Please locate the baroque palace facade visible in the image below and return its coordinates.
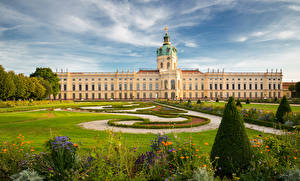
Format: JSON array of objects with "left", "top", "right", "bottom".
[{"left": 55, "top": 27, "right": 283, "bottom": 100}]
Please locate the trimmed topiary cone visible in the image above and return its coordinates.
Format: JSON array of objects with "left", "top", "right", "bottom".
[
  {"left": 210, "top": 97, "right": 252, "bottom": 178},
  {"left": 275, "top": 96, "right": 291, "bottom": 124},
  {"left": 236, "top": 99, "right": 242, "bottom": 108}
]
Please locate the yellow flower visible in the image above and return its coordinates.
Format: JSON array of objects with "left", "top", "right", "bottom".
[
  {"left": 215, "top": 156, "right": 220, "bottom": 160},
  {"left": 3, "top": 149, "right": 7, "bottom": 152},
  {"left": 186, "top": 156, "right": 189, "bottom": 159},
  {"left": 192, "top": 144, "right": 195, "bottom": 146},
  {"left": 178, "top": 148, "right": 182, "bottom": 150},
  {"left": 203, "top": 164, "right": 207, "bottom": 168},
  {"left": 30, "top": 149, "right": 35, "bottom": 152},
  {"left": 180, "top": 156, "right": 184, "bottom": 159},
  {"left": 205, "top": 142, "right": 209, "bottom": 146},
  {"left": 294, "top": 157, "right": 297, "bottom": 160},
  {"left": 196, "top": 149, "right": 199, "bottom": 152},
  {"left": 74, "top": 144, "right": 78, "bottom": 147}
]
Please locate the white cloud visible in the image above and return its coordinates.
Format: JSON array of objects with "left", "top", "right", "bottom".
[
  {"left": 184, "top": 41, "right": 198, "bottom": 48},
  {"left": 236, "top": 36, "right": 248, "bottom": 42}
]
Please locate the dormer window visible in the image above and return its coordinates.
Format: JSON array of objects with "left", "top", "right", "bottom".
[{"left": 167, "top": 57, "right": 170, "bottom": 60}]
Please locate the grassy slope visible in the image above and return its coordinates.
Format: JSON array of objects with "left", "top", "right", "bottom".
[
  {"left": 199, "top": 102, "right": 300, "bottom": 113},
  {"left": 0, "top": 111, "right": 269, "bottom": 153}
]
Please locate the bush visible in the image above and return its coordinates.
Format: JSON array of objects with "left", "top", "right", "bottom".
[
  {"left": 246, "top": 99, "right": 250, "bottom": 104},
  {"left": 210, "top": 97, "right": 252, "bottom": 178},
  {"left": 197, "top": 99, "right": 201, "bottom": 104},
  {"left": 276, "top": 96, "right": 292, "bottom": 123},
  {"left": 236, "top": 99, "right": 242, "bottom": 108},
  {"left": 45, "top": 136, "right": 79, "bottom": 180},
  {"left": 10, "top": 169, "right": 43, "bottom": 181},
  {"left": 187, "top": 99, "right": 192, "bottom": 107},
  {"left": 240, "top": 133, "right": 299, "bottom": 180}
]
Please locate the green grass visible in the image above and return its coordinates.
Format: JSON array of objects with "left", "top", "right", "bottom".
[
  {"left": 0, "top": 110, "right": 270, "bottom": 154},
  {"left": 0, "top": 101, "right": 136, "bottom": 113},
  {"left": 198, "top": 102, "right": 300, "bottom": 113}
]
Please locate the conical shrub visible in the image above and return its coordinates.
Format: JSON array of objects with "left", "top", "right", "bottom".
[
  {"left": 276, "top": 96, "right": 291, "bottom": 123},
  {"left": 236, "top": 99, "right": 242, "bottom": 108},
  {"left": 210, "top": 97, "right": 252, "bottom": 178}
]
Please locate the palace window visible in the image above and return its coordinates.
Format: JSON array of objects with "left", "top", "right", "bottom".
[
  {"left": 111, "top": 84, "right": 114, "bottom": 91},
  {"left": 226, "top": 84, "right": 229, "bottom": 90},
  {"left": 124, "top": 83, "right": 127, "bottom": 90},
  {"left": 238, "top": 84, "right": 240, "bottom": 90},
  {"left": 201, "top": 84, "right": 204, "bottom": 90},
  {"left": 149, "top": 83, "right": 153, "bottom": 90},
  {"left": 255, "top": 84, "right": 257, "bottom": 90},
  {"left": 244, "top": 84, "right": 246, "bottom": 90},
  {"left": 161, "top": 62, "right": 163, "bottom": 68},
  {"left": 210, "top": 84, "right": 212, "bottom": 90},
  {"left": 273, "top": 84, "right": 276, "bottom": 90},
  {"left": 260, "top": 84, "right": 263, "bottom": 90},
  {"left": 167, "top": 62, "right": 170, "bottom": 69},
  {"left": 156, "top": 83, "right": 159, "bottom": 90},
  {"left": 249, "top": 84, "right": 252, "bottom": 90},
  {"left": 215, "top": 84, "right": 217, "bottom": 90},
  {"left": 195, "top": 83, "right": 198, "bottom": 90},
  {"left": 171, "top": 80, "right": 175, "bottom": 90},
  {"left": 119, "top": 83, "right": 122, "bottom": 90},
  {"left": 72, "top": 84, "right": 75, "bottom": 91},
  {"left": 92, "top": 84, "right": 95, "bottom": 91},
  {"left": 143, "top": 83, "right": 146, "bottom": 90},
  {"left": 64, "top": 85, "right": 67, "bottom": 91},
  {"left": 98, "top": 84, "right": 101, "bottom": 91},
  {"left": 278, "top": 84, "right": 281, "bottom": 90},
  {"left": 232, "top": 84, "right": 235, "bottom": 90},
  {"left": 105, "top": 84, "right": 108, "bottom": 91},
  {"left": 189, "top": 84, "right": 192, "bottom": 90},
  {"left": 220, "top": 84, "right": 222, "bottom": 90},
  {"left": 269, "top": 84, "right": 271, "bottom": 90},
  {"left": 130, "top": 83, "right": 133, "bottom": 90},
  {"left": 85, "top": 84, "right": 88, "bottom": 91},
  {"left": 79, "top": 84, "right": 82, "bottom": 91},
  {"left": 137, "top": 83, "right": 140, "bottom": 90}
]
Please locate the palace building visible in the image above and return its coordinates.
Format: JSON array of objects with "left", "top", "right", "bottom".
[{"left": 55, "top": 26, "right": 283, "bottom": 100}]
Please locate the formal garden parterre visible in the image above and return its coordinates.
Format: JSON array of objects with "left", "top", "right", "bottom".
[{"left": 0, "top": 99, "right": 299, "bottom": 180}]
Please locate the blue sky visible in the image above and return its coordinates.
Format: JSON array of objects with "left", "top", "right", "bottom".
[{"left": 0, "top": 0, "right": 299, "bottom": 81}]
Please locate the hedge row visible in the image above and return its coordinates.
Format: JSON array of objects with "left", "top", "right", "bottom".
[{"left": 107, "top": 115, "right": 210, "bottom": 129}]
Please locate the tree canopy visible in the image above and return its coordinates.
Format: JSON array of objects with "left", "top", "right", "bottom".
[{"left": 30, "top": 67, "right": 60, "bottom": 96}]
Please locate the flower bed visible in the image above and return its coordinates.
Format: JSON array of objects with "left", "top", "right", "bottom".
[{"left": 107, "top": 115, "right": 210, "bottom": 129}]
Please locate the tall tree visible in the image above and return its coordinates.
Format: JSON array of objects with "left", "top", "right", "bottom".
[
  {"left": 275, "top": 96, "right": 291, "bottom": 123},
  {"left": 30, "top": 67, "right": 60, "bottom": 96},
  {"left": 210, "top": 97, "right": 252, "bottom": 178},
  {"left": 0, "top": 66, "right": 16, "bottom": 100},
  {"left": 30, "top": 77, "right": 46, "bottom": 100},
  {"left": 14, "top": 74, "right": 29, "bottom": 100},
  {"left": 296, "top": 82, "right": 300, "bottom": 98}
]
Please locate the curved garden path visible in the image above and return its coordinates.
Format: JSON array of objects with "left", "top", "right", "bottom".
[{"left": 78, "top": 103, "right": 284, "bottom": 135}]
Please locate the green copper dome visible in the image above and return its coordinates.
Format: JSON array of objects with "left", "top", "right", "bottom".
[
  {"left": 157, "top": 26, "right": 177, "bottom": 56},
  {"left": 156, "top": 44, "right": 177, "bottom": 56}
]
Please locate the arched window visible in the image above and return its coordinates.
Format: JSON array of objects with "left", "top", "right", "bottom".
[
  {"left": 164, "top": 80, "right": 168, "bottom": 89},
  {"left": 171, "top": 80, "right": 175, "bottom": 90},
  {"left": 161, "top": 62, "right": 163, "bottom": 68},
  {"left": 167, "top": 62, "right": 170, "bottom": 69},
  {"left": 171, "top": 92, "right": 175, "bottom": 99}
]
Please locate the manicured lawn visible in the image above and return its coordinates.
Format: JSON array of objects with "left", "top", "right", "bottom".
[
  {"left": 0, "top": 101, "right": 138, "bottom": 113},
  {"left": 198, "top": 101, "right": 300, "bottom": 113},
  {"left": 0, "top": 110, "right": 269, "bottom": 153}
]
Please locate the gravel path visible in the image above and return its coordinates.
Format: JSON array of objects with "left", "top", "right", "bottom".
[{"left": 78, "top": 104, "right": 284, "bottom": 135}]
